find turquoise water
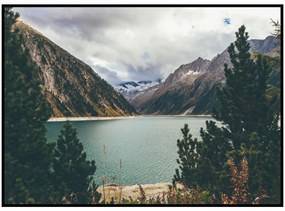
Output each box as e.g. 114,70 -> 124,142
46,116 -> 213,186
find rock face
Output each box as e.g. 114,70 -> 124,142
163,57 -> 211,89
130,36 -> 280,115
16,21 -> 136,117
129,57 -> 214,114
249,36 -> 280,56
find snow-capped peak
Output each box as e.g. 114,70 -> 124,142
115,79 -> 162,94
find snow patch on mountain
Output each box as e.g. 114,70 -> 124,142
185,70 -> 200,76
115,79 -> 162,94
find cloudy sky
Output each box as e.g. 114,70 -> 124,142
14,7 -> 280,85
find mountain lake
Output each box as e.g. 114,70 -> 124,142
46,116 -> 215,186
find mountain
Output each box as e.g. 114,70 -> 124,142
249,36 -> 280,56
15,21 -> 136,117
163,57 -> 211,89
115,79 -> 162,100
130,36 -> 280,115
116,57 -> 211,103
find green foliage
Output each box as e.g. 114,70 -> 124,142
173,124 -> 200,187
266,84 -> 280,111
4,7 -> 55,204
52,121 -> 101,204
212,26 -> 280,202
174,25 -> 280,204
213,26 -> 274,140
251,52 -> 280,111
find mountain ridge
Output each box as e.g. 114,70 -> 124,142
16,20 -> 137,117
129,35 -> 280,115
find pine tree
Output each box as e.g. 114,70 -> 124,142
4,7 -> 55,204
211,25 -> 280,202
53,121 -> 100,204
173,124 -> 200,187
174,25 -> 280,203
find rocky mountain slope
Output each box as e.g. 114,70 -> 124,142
16,21 -> 136,117
130,36 -> 280,115
249,35 -> 280,56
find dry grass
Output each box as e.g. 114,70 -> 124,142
97,182 -> 212,204
97,183 -> 172,203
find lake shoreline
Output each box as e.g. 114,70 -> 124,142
48,114 -> 212,122
97,182 -> 177,202
47,116 -> 142,122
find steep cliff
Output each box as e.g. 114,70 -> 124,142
16,21 -> 136,117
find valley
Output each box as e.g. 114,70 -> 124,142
4,6 -> 281,205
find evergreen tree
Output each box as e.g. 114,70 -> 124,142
4,7 -> 55,204
53,121 -> 100,204
212,25 -> 280,202
174,25 -> 280,203
173,124 -> 200,187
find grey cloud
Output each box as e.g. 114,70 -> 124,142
142,52 -> 151,60
93,65 -> 122,85
124,63 -> 163,82
192,33 -> 235,60
16,8 -> 158,41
